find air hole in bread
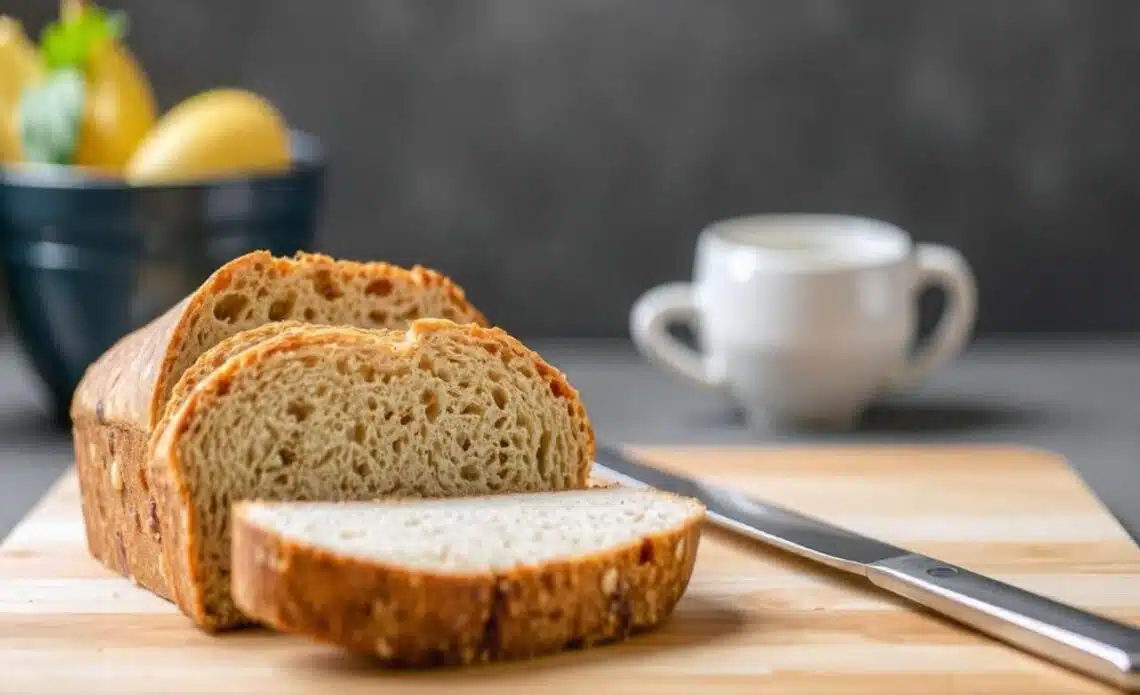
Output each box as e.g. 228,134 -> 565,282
268,292 -> 296,321
369,310 -> 389,324
366,396 -> 378,411
350,423 -> 366,444
400,413 -> 413,425
304,308 -> 316,321
492,386 -> 508,409
536,431 -> 551,478
462,403 -> 484,417
422,391 -> 440,423
459,464 -> 480,482
213,294 -> 249,323
365,278 -> 393,297
316,384 -> 329,397
278,449 -> 296,467
460,436 -> 472,452
312,270 -> 343,299
360,365 -> 376,383
286,400 -> 314,422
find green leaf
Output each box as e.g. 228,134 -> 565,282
17,69 -> 86,165
39,5 -> 128,72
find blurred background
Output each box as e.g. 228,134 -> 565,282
5,0 -> 1140,340
2,0 -> 1140,556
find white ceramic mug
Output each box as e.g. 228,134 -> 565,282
630,214 -> 977,430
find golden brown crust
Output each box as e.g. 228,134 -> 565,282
230,499 -> 703,665
152,320 -> 598,630
69,250 -> 489,608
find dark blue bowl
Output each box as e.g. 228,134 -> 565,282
0,130 -> 325,425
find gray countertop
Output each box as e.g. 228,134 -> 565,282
1,337 -> 1137,545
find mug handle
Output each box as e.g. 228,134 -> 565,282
886,244 -> 978,392
630,282 -> 725,390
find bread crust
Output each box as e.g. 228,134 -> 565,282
70,251 -> 488,601
151,320 -> 597,630
230,496 -> 703,666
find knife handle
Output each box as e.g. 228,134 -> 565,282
868,553 -> 1140,690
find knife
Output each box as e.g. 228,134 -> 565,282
594,444 -> 1140,691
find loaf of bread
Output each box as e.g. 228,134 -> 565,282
150,319 -> 596,630
70,251 -> 488,601
231,488 -> 703,665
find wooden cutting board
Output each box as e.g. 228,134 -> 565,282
2,446 -> 1138,694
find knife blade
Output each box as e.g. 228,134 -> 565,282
594,444 -> 1140,691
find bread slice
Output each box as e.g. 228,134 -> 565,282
150,319 -> 596,630
159,322 -> 615,491
70,250 -> 487,602
231,488 -> 704,665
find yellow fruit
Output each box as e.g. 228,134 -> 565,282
126,89 -> 291,185
71,38 -> 157,172
0,17 -> 43,163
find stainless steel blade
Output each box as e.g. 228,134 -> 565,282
593,444 -> 907,573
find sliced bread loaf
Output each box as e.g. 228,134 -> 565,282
151,319 -> 596,630
231,488 -> 704,665
70,251 -> 487,602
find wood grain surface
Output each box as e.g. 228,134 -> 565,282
1,446 -> 1138,694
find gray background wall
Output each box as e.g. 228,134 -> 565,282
8,0 -> 1140,338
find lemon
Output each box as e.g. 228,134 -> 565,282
126,89 -> 291,185
0,17 -> 43,163
71,37 -> 157,172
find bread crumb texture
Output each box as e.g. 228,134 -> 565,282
156,319 -> 596,629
